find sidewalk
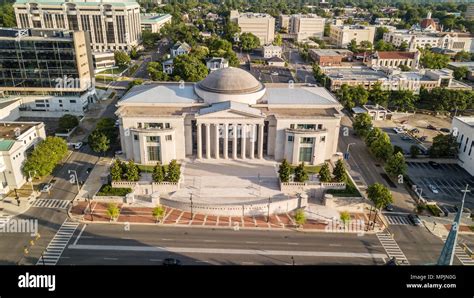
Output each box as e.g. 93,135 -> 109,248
73,157 -> 113,204
0,191 -> 39,217
421,215 -> 473,238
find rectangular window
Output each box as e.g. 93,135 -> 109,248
464,138 -> 469,152
469,141 -> 474,156
317,124 -> 323,130
165,135 -> 172,141
299,147 -> 313,162
290,124 -> 295,129
165,123 -> 171,129
146,136 -> 160,143
300,137 -> 314,144
145,123 -> 163,129
288,135 -> 294,142
147,146 -> 161,162
321,136 -> 326,142
297,124 -> 316,130
70,100 -> 77,103
459,134 -> 464,148
133,135 -> 138,141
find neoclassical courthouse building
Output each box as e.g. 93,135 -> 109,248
116,68 -> 343,165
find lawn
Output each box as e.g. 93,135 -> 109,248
97,65 -> 128,75
326,178 -> 361,197
96,184 -> 132,196
290,165 -> 322,175
137,164 -> 172,173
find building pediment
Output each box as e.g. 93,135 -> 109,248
196,101 -> 265,119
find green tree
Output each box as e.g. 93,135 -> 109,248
366,183 -> 393,210
110,159 -> 123,181
23,136 -> 68,177
152,205 -> 165,223
58,114 -> 79,132
332,159 -> 347,182
114,50 -> 131,66
369,82 -> 389,107
191,45 -> 210,60
318,163 -> 332,182
96,118 -> 117,140
340,211 -> 351,225
147,62 -> 169,81
410,145 -> 421,158
352,85 -> 369,107
375,26 -> 389,42
294,209 -> 306,226
420,50 -> 450,69
166,159 -> 181,182
278,159 -> 292,182
369,131 -> 393,161
359,41 -> 373,52
106,203 -> 120,221
152,162 -> 165,183
454,51 -> 471,62
374,40 -> 396,51
384,152 -> 407,178
347,39 -> 358,53
125,160 -> 140,182
398,41 -> 409,51
453,66 -> 468,80
429,134 -> 458,158
393,145 -> 404,155
389,90 -> 416,111
0,2 -> 16,27
273,33 -> 283,46
142,30 -> 161,49
88,130 -> 110,155
353,113 -> 373,138
127,79 -> 143,91
130,46 -> 139,59
239,32 -> 260,51
173,54 -> 208,82
294,162 -> 308,182
223,19 -> 240,42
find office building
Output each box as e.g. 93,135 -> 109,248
329,24 -> 376,47
141,13 -> 172,33
289,14 -> 325,41
230,10 -> 275,45
452,116 -> 474,176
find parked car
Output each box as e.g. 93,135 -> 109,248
114,120 -> 120,127
393,127 -> 404,134
385,204 -> 394,212
438,205 -> 450,217
162,258 -> 181,266
410,128 -> 420,134
86,167 -> 93,174
427,124 -> 437,130
400,135 -> 411,141
419,136 -> 427,142
440,128 -> 450,133
429,161 -> 440,169
74,142 -> 83,150
428,184 -> 439,194
41,183 -> 53,193
408,214 -> 423,226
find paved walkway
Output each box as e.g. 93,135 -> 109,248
74,157 -> 112,202
70,201 -> 370,232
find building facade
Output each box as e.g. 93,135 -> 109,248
0,121 -> 46,196
465,4 -> 474,21
329,24 -> 376,47
309,49 -> 353,66
262,45 -> 282,58
452,117 -> 474,176
0,28 -> 96,116
288,14 -> 325,41
230,10 -> 275,45
116,68 -> 343,165
13,0 -> 141,52
141,13 -> 172,33
365,51 -> 420,69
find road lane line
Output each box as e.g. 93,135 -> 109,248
73,224 -> 87,246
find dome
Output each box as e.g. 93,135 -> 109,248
195,67 -> 266,105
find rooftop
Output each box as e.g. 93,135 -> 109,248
14,0 -> 139,7
141,14 -> 172,24
0,122 -> 39,151
455,117 -> 474,127
324,67 -> 387,81
119,83 -> 199,105
263,86 -> 340,106
0,28 -> 75,41
449,62 -> 474,69
375,51 -> 417,60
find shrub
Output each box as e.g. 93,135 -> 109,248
166,159 -> 181,182
106,203 -> 120,221
294,209 -> 307,226
96,184 -> 132,196
333,159 -> 347,182
294,162 -> 308,182
278,159 -> 292,182
152,162 -> 165,183
318,162 -> 331,182
426,204 -> 441,217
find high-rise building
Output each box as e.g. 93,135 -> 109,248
289,14 -> 325,41
465,4 -> 474,21
329,24 -> 376,48
141,13 -> 172,33
230,10 -> 275,45
13,0 -> 141,53
0,28 -> 96,116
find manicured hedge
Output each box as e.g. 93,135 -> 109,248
96,184 -> 132,196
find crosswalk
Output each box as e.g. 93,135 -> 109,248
441,236 -> 474,266
31,199 -> 70,209
0,215 -> 11,228
385,215 -> 411,226
376,232 -> 410,265
36,220 -> 79,266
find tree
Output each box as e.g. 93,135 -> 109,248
110,159 -> 123,181
0,2 -> 16,27
23,136 -> 68,177
374,40 -> 396,51
294,209 -> 306,226
454,51 -> 471,62
191,45 -> 210,60
340,211 -> 351,226
58,114 -> 79,132
453,66 -> 468,80
375,26 -> 389,42
142,30 -> 160,49
294,162 -> 308,182
398,41 -> 409,51
359,41 -> 373,52
393,145 -> 404,155
352,85 -> 369,107
88,130 -> 110,155
347,39 -> 358,53
273,33 -> 283,46
318,163 -> 331,182
125,160 -> 140,182
223,19 -> 240,42
106,203 -> 120,221
278,159 -> 292,182
398,64 -> 411,71
420,50 -> 450,69
166,159 -> 181,182
389,90 -> 416,111
152,162 -> 165,183
114,50 -> 131,66
410,145 -> 421,158
369,82 -> 389,107
96,118 -> 117,140
147,62 -> 169,81
173,54 -> 208,82
429,134 -> 458,158
127,79 -> 143,91
367,183 -> 393,210
239,32 -> 260,51
332,159 -> 347,182
384,152 -> 407,178
130,46 -> 139,59
152,205 -> 165,223
353,113 -> 373,138
365,127 -> 384,147
369,131 -> 393,161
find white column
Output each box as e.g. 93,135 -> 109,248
249,124 -> 255,159
241,124 -> 246,159
232,123 -> 238,159
205,123 -> 211,159
258,123 -> 264,159
223,123 -> 228,159
214,123 -> 220,159
197,123 -> 202,159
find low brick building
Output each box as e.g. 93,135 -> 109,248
309,49 -> 352,67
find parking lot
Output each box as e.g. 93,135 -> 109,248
249,65 -> 295,83
406,162 -> 474,209
383,128 -> 424,155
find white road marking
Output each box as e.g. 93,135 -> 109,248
68,244 -> 387,259
246,241 -> 259,244
36,220 -> 79,266
103,257 -> 118,260
376,232 -> 409,265
73,224 -> 87,246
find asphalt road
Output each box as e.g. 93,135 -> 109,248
57,224 -> 388,265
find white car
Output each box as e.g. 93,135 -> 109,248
74,142 -> 83,150
428,184 -> 439,194
41,183 -> 52,193
393,127 -> 404,134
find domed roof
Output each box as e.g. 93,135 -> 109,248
197,67 -> 264,94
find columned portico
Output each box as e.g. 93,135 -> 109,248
241,124 -> 246,159
232,123 -> 238,159
205,123 -> 211,159
249,124 -> 255,159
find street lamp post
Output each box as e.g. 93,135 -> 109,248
267,196 -> 271,223
68,170 -> 80,193
345,143 -> 356,160
190,193 -> 193,218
